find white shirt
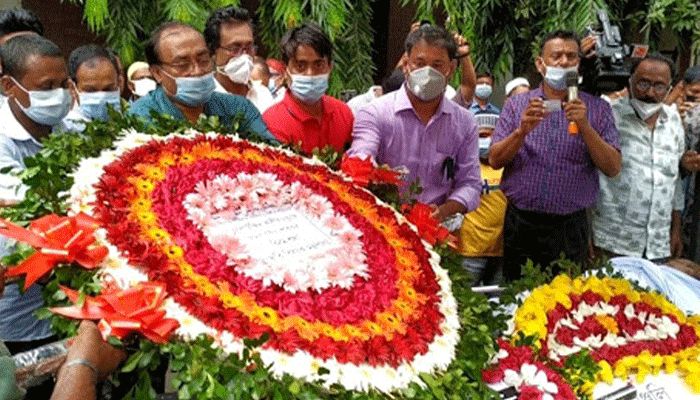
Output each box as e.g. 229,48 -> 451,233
347,86 -> 382,115
214,78 -> 275,114
593,98 -> 686,259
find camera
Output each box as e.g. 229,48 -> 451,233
581,9 -> 647,95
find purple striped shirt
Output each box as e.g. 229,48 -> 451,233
492,87 -> 620,215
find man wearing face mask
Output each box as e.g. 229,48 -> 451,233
0,35 -> 71,398
593,54 -> 685,261
348,25 -> 481,221
129,22 -> 275,142
58,44 -> 122,133
469,72 -> 500,115
262,23 -> 353,155
458,114 -> 506,285
127,61 -> 156,100
490,30 -> 621,281
204,6 -> 274,114
266,58 -> 287,102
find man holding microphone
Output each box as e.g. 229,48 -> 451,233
489,30 -> 621,280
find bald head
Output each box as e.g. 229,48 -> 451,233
145,22 -> 203,65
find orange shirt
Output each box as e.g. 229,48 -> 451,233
262,92 -> 353,155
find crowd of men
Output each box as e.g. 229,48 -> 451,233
0,5 -> 700,399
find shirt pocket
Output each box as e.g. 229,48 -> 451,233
434,130 -> 458,185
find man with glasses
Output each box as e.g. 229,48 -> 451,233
592,54 -> 685,262
129,22 -> 276,142
490,31 -> 621,280
204,6 -> 274,113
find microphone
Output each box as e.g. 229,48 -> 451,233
565,71 -> 579,135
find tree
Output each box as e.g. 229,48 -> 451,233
66,0 -> 376,96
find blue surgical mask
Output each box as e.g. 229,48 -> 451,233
542,64 -> 578,91
475,84 -> 493,100
289,72 -> 329,103
78,90 -> 121,121
163,71 -> 216,106
11,77 -> 71,126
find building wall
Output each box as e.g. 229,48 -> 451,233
22,0 -> 102,55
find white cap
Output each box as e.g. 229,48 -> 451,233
505,77 -> 530,96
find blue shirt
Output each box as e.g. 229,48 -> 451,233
0,103 -> 52,342
469,101 -> 500,115
128,86 -> 277,143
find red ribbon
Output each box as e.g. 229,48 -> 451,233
340,155 -> 401,187
50,282 -> 179,344
0,213 -> 108,290
402,203 -> 454,246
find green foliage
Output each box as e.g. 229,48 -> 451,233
257,0 -> 376,96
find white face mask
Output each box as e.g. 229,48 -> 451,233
629,78 -> 664,120
218,54 -> 253,84
132,78 -> 156,97
406,66 -> 446,101
542,63 -> 579,91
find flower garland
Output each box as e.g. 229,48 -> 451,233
482,339 -> 576,400
511,275 -> 700,393
66,131 -> 460,393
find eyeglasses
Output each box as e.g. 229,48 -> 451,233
161,56 -> 213,75
635,79 -> 669,94
219,43 -> 257,57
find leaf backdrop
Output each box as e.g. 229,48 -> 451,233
64,0 -> 700,91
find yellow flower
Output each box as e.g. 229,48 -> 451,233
595,315 -> 619,335
598,361 -> 614,384
166,245 -> 184,259
147,227 -> 170,243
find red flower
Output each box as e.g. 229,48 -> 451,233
518,385 -> 544,400
402,203 -> 450,245
340,155 -> 374,187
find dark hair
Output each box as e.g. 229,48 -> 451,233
0,8 -> 43,38
252,57 -> 270,76
280,22 -> 332,64
476,71 -> 493,81
204,6 -> 253,53
68,44 -> 118,81
145,21 -> 198,65
0,34 -> 61,79
404,25 -> 456,60
684,65 -> 700,84
382,68 -> 405,94
539,30 -> 579,54
630,53 -> 676,81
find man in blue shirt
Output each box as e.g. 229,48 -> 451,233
469,71 -> 500,115
0,34 -> 72,364
129,21 -> 276,142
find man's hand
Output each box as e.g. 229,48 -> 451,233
679,101 -> 700,119
564,99 -> 591,129
580,35 -> 597,58
66,321 -> 126,381
518,98 -> 546,135
671,227 -> 683,258
453,33 -> 470,59
682,150 -> 700,173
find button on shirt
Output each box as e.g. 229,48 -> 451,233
0,102 -> 52,342
129,86 -> 277,143
492,87 -> 620,215
347,85 -> 481,210
593,99 -> 685,259
262,91 -> 353,155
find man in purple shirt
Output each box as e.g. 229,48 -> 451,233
348,25 -> 481,220
489,30 -> 621,280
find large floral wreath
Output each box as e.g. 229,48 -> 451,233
509,274 -> 700,395
65,131 -> 460,393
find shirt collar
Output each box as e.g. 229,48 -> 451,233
0,100 -> 41,146
282,91 -> 331,122
394,84 -> 453,116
